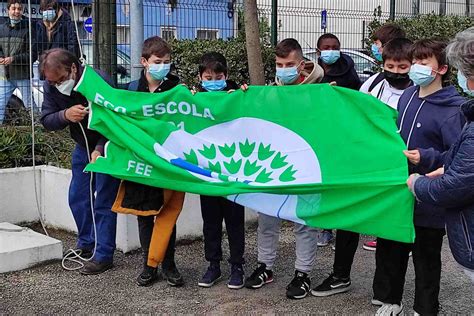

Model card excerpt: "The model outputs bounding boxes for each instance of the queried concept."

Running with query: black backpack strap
[128,80,140,91]
[368,72,385,93]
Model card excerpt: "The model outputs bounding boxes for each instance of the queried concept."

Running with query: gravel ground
[1,222,473,315]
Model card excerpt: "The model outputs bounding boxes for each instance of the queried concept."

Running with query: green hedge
[170,37,275,87]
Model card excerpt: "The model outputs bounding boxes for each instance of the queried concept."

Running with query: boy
[194,52,246,290]
[312,37,415,299]
[244,38,324,299]
[371,24,406,62]
[317,33,361,90]
[361,24,407,252]
[374,39,465,315]
[315,33,361,248]
[113,36,184,287]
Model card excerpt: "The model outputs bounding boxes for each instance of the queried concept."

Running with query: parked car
[303,49,378,83]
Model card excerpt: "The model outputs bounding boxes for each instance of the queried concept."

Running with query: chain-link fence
[0,0,473,167]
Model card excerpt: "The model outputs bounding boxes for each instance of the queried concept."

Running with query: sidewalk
[1,223,473,314]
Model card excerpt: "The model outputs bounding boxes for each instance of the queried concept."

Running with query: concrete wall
[0,166,257,253]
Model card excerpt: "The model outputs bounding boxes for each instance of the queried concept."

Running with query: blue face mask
[320,50,340,65]
[42,9,56,22]
[202,79,227,91]
[371,43,382,62]
[148,63,170,81]
[457,71,474,97]
[10,18,21,25]
[276,66,299,85]
[409,64,436,87]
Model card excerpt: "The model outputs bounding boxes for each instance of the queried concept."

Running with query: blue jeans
[69,145,120,263]
[0,79,37,123]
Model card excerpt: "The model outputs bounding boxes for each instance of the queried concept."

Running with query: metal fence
[0,0,472,162]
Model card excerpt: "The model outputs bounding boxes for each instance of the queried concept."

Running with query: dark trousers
[200,195,245,265]
[137,215,176,270]
[333,230,360,278]
[374,226,445,314]
[69,145,120,263]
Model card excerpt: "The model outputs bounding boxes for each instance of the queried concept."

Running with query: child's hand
[227,89,236,94]
[329,81,337,86]
[241,83,249,92]
[190,87,198,95]
[426,167,444,178]
[403,149,420,165]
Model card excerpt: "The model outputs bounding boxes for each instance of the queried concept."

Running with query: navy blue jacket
[36,9,79,58]
[397,85,465,228]
[319,53,362,90]
[40,66,112,151]
[414,100,474,270]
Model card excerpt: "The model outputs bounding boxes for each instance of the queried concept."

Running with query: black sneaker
[198,262,221,287]
[286,270,311,299]
[244,262,274,289]
[136,265,159,286]
[227,264,244,289]
[311,273,351,297]
[162,265,184,287]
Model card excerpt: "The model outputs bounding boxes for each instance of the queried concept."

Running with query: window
[196,29,218,40]
[117,25,130,45]
[161,27,177,41]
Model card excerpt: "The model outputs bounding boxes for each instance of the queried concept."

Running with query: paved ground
[1,222,473,314]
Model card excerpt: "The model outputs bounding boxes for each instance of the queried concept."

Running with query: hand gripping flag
[76,66,415,243]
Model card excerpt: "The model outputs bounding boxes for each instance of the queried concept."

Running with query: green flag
[77,66,414,243]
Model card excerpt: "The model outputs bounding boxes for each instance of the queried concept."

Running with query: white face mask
[56,78,75,96]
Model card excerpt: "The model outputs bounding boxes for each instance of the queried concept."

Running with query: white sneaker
[371,298,383,306]
[375,303,404,316]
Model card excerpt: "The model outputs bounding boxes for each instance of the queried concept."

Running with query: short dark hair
[373,24,406,45]
[275,38,303,59]
[316,33,340,49]
[141,36,171,59]
[40,0,59,11]
[382,38,413,63]
[39,48,79,75]
[199,52,228,76]
[412,39,448,66]
[7,0,22,9]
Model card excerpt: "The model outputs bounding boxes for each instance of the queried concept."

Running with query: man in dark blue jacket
[0,0,38,123]
[40,48,119,275]
[374,39,465,316]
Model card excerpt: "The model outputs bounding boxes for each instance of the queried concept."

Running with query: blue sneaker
[228,264,244,289]
[198,262,221,287]
[317,230,334,247]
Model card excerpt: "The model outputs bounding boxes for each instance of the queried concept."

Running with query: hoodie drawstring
[406,100,426,148]
[397,90,417,134]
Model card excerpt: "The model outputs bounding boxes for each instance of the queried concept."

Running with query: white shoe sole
[247,278,274,289]
[311,284,351,297]
[371,299,383,306]
[287,291,308,300]
[198,276,221,288]
[363,245,376,251]
[227,283,245,289]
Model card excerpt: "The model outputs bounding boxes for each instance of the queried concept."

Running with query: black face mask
[384,70,411,90]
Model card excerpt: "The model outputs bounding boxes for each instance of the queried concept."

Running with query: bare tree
[244,0,265,85]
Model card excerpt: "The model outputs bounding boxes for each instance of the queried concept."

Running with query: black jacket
[414,100,474,269]
[0,18,37,80]
[120,70,180,213]
[319,53,361,90]
[36,9,80,59]
[40,66,111,151]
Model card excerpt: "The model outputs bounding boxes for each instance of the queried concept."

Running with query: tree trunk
[244,0,265,85]
[92,0,117,85]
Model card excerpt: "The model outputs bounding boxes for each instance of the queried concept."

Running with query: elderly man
[40,48,119,275]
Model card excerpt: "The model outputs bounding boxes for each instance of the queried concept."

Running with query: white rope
[27,0,49,237]
[61,1,97,271]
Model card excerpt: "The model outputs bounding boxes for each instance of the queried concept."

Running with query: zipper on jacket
[460,212,473,262]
